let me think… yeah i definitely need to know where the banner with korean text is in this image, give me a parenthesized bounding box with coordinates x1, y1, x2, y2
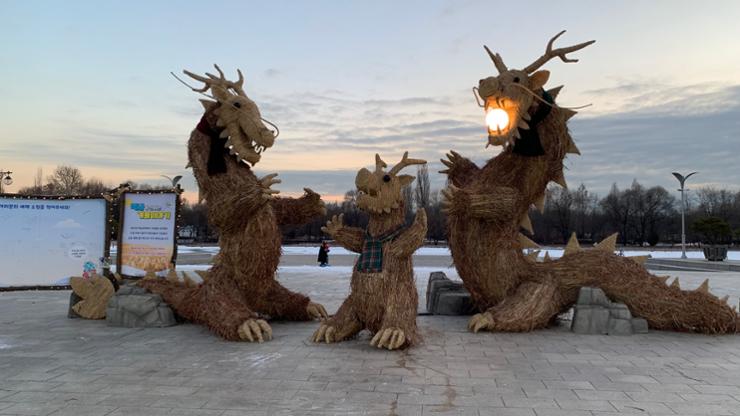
(118, 192, 177, 277)
(0, 196, 108, 287)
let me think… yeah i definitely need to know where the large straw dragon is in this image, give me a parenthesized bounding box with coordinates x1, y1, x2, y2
(140, 65, 328, 342)
(441, 32, 738, 334)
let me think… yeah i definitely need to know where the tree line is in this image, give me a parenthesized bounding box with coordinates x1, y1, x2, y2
(15, 165, 740, 247)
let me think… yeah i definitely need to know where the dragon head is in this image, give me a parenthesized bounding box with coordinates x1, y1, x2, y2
(355, 152, 426, 214)
(477, 31, 594, 149)
(184, 65, 277, 166)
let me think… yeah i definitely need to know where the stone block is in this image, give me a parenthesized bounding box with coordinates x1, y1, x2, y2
(433, 291, 476, 316)
(571, 305, 609, 334)
(607, 318, 633, 335)
(631, 318, 649, 334)
(576, 287, 611, 307)
(425, 272, 474, 315)
(572, 287, 648, 335)
(576, 287, 593, 305)
(106, 285, 176, 328)
(609, 304, 632, 320)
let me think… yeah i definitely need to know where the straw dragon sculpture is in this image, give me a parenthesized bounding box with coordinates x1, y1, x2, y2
(140, 65, 328, 342)
(313, 153, 427, 349)
(441, 31, 738, 334)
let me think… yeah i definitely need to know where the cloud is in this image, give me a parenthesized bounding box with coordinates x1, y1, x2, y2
(263, 68, 281, 78)
(5, 79, 739, 201)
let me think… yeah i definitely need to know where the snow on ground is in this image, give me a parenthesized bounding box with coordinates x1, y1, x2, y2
(113, 244, 740, 260)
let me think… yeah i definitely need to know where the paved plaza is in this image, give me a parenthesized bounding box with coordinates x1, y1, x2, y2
(3, 258, 740, 415)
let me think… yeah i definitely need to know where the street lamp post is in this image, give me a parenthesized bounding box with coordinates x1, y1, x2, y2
(672, 171, 697, 259)
(0, 170, 12, 194)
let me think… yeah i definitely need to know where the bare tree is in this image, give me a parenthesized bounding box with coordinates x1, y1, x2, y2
(47, 165, 84, 194)
(413, 164, 430, 211)
(546, 186, 574, 243)
(600, 183, 633, 245)
(402, 184, 414, 222)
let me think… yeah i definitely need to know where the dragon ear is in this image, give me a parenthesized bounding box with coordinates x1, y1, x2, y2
(529, 70, 550, 90)
(200, 99, 218, 111)
(398, 175, 415, 187)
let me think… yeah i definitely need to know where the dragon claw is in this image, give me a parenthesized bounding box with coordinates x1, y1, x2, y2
(312, 323, 337, 343)
(468, 312, 494, 333)
(237, 319, 272, 342)
(307, 302, 329, 320)
(370, 327, 406, 350)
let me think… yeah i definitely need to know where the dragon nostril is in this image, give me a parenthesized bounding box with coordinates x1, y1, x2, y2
(383, 175, 391, 182)
(233, 102, 242, 108)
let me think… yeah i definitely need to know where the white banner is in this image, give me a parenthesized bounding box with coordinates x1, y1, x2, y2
(119, 193, 177, 277)
(0, 197, 107, 287)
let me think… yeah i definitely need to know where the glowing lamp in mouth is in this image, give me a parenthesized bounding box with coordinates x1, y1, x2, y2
(485, 108, 510, 134)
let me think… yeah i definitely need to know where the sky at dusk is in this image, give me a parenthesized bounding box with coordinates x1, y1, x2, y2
(1, 1, 739, 202)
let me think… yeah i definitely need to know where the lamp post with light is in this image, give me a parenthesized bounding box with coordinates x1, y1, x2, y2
(672, 171, 697, 259)
(0, 170, 12, 193)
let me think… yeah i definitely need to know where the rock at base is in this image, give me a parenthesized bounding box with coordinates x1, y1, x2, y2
(571, 287, 648, 335)
(106, 283, 177, 328)
(426, 272, 476, 315)
(631, 318, 649, 334)
(572, 306, 610, 335)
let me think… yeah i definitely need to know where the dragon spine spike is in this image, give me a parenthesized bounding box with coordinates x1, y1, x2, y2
(630, 255, 650, 265)
(543, 251, 551, 262)
(518, 120, 530, 130)
(520, 213, 534, 234)
(654, 275, 670, 284)
(566, 139, 581, 155)
(534, 193, 545, 213)
(195, 270, 209, 281)
(562, 108, 578, 120)
(552, 170, 567, 188)
(696, 279, 709, 294)
(563, 232, 581, 256)
(721, 295, 729, 304)
(521, 112, 532, 121)
(595, 233, 618, 253)
(182, 274, 197, 288)
(547, 85, 564, 99)
(518, 233, 540, 249)
(671, 278, 681, 289)
(525, 250, 540, 262)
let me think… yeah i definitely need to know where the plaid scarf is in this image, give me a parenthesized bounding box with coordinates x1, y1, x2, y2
(355, 225, 406, 273)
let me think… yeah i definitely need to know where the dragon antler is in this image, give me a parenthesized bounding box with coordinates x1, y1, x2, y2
(523, 30, 595, 74)
(183, 64, 245, 96)
(388, 151, 426, 176)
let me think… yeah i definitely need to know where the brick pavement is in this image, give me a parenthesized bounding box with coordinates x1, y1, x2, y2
(3, 269, 740, 415)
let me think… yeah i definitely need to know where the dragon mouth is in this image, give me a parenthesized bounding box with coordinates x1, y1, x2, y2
(356, 190, 397, 214)
(223, 133, 271, 165)
(484, 96, 530, 147)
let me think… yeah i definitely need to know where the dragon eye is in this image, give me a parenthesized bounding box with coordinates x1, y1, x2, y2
(233, 102, 242, 108)
(382, 175, 391, 182)
(513, 77, 520, 83)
